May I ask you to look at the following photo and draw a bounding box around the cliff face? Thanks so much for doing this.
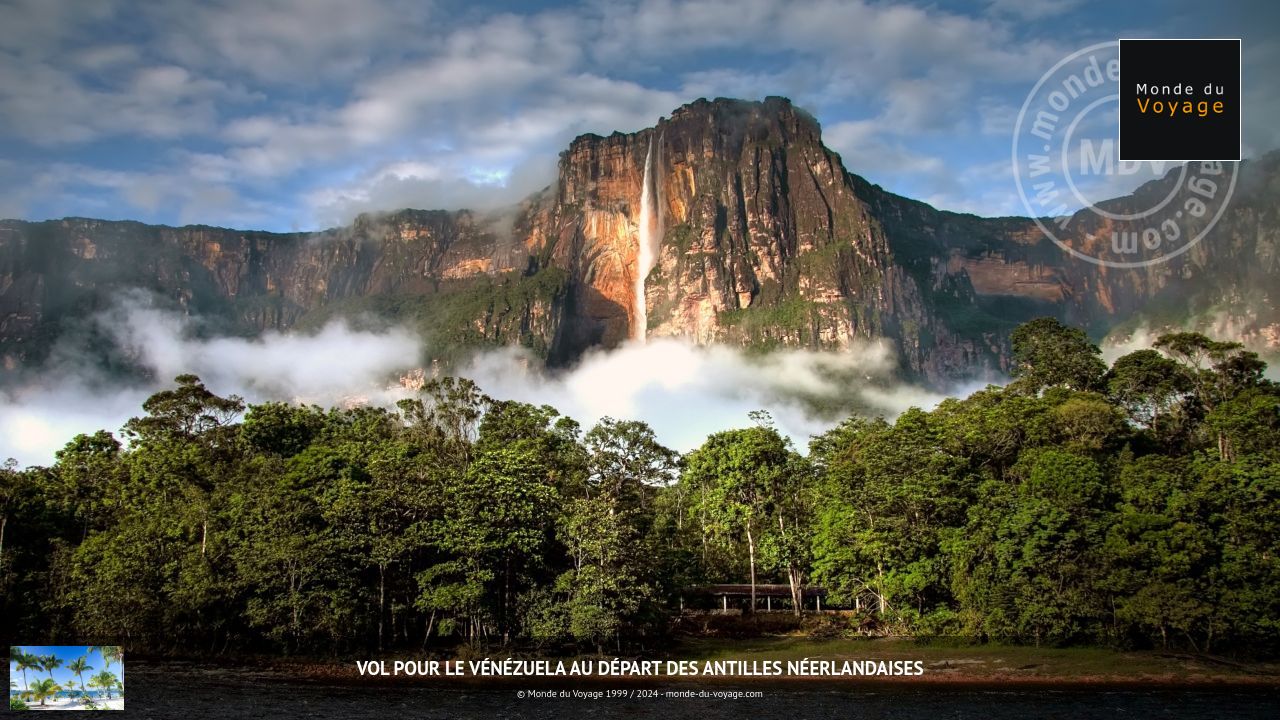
[1,97,1277,386]
[517,98,1004,381]
[0,209,565,374]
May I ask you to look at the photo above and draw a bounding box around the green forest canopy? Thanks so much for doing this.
[0,318,1277,656]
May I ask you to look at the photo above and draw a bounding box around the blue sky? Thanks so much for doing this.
[9,646,123,693]
[1,0,1276,232]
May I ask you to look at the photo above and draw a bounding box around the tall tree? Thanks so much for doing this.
[420,431,559,645]
[684,424,799,613]
[1107,349,1191,431]
[1010,317,1107,394]
[812,410,968,626]
[583,417,678,508]
[89,671,118,700]
[40,654,61,682]
[66,656,92,699]
[10,648,37,693]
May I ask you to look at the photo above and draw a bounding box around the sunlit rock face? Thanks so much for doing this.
[525,97,1278,382]
[516,97,996,381]
[1,97,1277,386]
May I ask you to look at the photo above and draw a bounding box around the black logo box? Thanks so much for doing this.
[1119,38,1241,162]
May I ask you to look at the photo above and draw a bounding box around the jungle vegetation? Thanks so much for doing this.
[0,319,1276,657]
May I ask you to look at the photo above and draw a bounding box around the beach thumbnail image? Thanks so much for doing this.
[9,646,123,711]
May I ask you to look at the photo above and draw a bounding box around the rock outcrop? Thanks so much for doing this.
[1,97,1277,386]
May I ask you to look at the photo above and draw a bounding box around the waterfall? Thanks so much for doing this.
[634,135,662,341]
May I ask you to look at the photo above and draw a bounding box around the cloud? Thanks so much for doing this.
[459,338,917,453]
[1101,311,1280,375]
[826,120,941,176]
[0,0,119,59]
[589,0,1061,81]
[154,0,435,86]
[0,292,954,465]
[0,0,1272,233]
[0,294,425,464]
[305,154,559,225]
[0,58,258,146]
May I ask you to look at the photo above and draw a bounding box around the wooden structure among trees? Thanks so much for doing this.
[687,584,828,612]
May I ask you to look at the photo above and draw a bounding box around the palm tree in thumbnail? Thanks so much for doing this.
[28,678,61,707]
[40,654,62,682]
[90,645,123,672]
[90,671,119,701]
[11,649,39,695]
[67,656,93,699]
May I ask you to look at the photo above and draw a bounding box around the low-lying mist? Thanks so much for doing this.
[1,294,968,466]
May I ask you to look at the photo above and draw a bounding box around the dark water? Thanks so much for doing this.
[122,664,1279,719]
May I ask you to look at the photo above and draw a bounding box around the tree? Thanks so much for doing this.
[1190,455,1280,652]
[1102,455,1211,649]
[323,437,440,651]
[583,418,678,508]
[953,449,1109,645]
[1153,332,1261,410]
[1051,393,1128,453]
[27,678,61,707]
[1010,317,1106,393]
[231,446,358,652]
[397,376,488,466]
[39,654,61,682]
[812,411,967,627]
[4,323,1278,658]
[89,671,118,700]
[1107,349,1191,430]
[534,496,656,650]
[1205,389,1280,461]
[931,389,1056,480]
[760,450,814,617]
[10,648,37,694]
[123,375,245,558]
[684,424,799,613]
[1154,332,1240,372]
[0,461,18,564]
[90,646,121,672]
[420,440,558,644]
[1154,333,1273,458]
[240,403,325,458]
[123,374,244,442]
[525,418,674,650]
[67,656,92,699]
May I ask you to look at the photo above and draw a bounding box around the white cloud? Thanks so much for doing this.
[0,0,1271,232]
[0,0,119,59]
[0,293,954,465]
[923,160,1024,217]
[0,294,425,464]
[0,59,256,145]
[155,0,436,85]
[304,154,558,225]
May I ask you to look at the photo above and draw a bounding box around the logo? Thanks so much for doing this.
[1119,39,1241,161]
[1012,41,1238,268]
